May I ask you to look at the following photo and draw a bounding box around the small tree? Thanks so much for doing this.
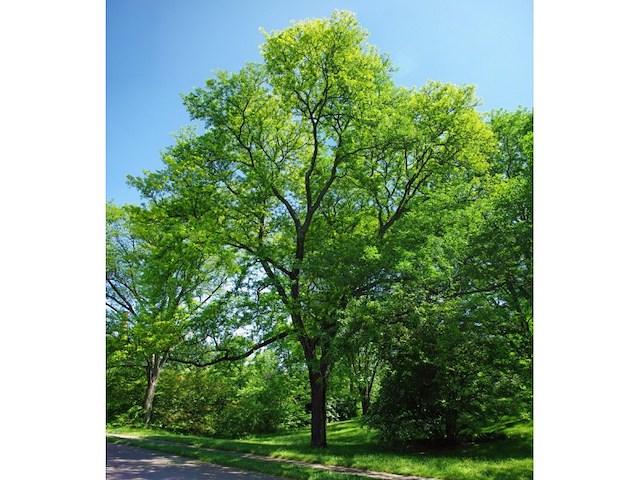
[333,298,385,416]
[106,202,229,424]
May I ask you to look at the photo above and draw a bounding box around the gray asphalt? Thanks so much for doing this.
[106,442,286,480]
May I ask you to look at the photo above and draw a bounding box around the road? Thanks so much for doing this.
[106,442,286,480]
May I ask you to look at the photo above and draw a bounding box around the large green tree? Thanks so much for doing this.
[130,11,495,447]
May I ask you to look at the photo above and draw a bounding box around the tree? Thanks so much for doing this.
[479,107,533,361]
[459,107,534,410]
[106,202,229,424]
[365,108,533,444]
[333,297,386,416]
[367,299,524,445]
[130,11,495,447]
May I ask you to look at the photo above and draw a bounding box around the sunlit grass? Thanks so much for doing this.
[107,418,533,479]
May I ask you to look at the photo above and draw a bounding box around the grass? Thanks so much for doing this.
[107,418,533,480]
[107,436,366,480]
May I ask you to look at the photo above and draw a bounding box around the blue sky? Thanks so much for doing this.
[107,0,532,205]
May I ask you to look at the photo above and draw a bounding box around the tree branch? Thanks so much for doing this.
[271,186,301,232]
[106,278,137,315]
[168,329,293,367]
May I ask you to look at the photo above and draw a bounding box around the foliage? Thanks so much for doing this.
[222,351,309,435]
[366,302,528,445]
[364,108,533,445]
[150,363,240,436]
[106,202,231,423]
[470,107,533,362]
[107,10,532,452]
[325,362,360,422]
[106,365,145,424]
[332,298,386,416]
[150,351,309,437]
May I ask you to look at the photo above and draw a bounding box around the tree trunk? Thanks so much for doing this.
[361,393,371,416]
[308,367,328,448]
[361,357,381,416]
[445,413,458,445]
[143,359,162,426]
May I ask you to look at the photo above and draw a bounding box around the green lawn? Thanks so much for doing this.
[106,419,532,480]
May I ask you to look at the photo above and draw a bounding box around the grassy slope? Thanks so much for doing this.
[107,419,532,480]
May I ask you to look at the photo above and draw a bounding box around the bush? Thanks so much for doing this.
[366,309,531,445]
[152,364,239,436]
[151,351,309,437]
[106,365,146,424]
[109,405,146,428]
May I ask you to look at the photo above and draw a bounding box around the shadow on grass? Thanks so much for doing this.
[141,424,530,461]
[108,419,533,479]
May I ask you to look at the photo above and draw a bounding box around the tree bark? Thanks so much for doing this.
[143,369,159,425]
[361,393,371,416]
[308,367,328,448]
[143,354,166,426]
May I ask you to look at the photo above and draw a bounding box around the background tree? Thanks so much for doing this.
[366,296,528,445]
[365,108,533,445]
[129,11,495,447]
[106,202,229,424]
[333,297,386,416]
[468,107,533,361]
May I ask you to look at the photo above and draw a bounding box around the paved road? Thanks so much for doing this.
[107,442,285,480]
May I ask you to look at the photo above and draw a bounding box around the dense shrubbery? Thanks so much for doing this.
[106,363,146,426]
[148,352,309,436]
[366,308,530,445]
[107,348,365,437]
